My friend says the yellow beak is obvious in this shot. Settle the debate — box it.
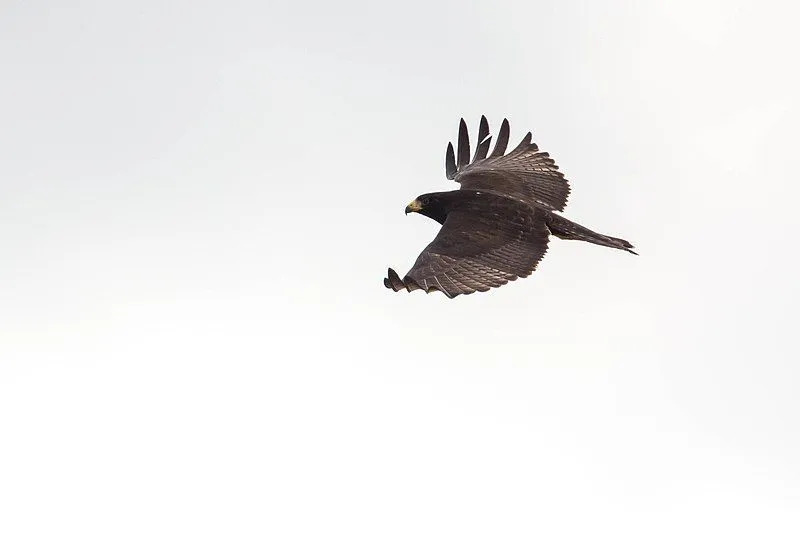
[405,199,422,215]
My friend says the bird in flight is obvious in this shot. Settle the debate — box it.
[384,116,635,298]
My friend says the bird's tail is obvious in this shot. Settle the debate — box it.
[546,213,637,255]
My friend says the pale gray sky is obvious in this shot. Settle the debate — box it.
[1,1,799,531]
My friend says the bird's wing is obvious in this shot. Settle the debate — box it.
[445,116,571,211]
[384,203,551,298]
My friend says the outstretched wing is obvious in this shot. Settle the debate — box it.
[445,116,571,211]
[384,201,551,298]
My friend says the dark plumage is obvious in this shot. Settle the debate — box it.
[385,116,635,298]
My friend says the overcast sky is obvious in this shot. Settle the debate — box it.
[1,1,799,531]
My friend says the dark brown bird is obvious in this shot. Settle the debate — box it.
[384,116,635,298]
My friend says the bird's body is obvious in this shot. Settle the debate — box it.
[385,116,635,298]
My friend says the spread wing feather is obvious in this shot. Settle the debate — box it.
[473,135,491,163]
[444,116,571,211]
[457,119,470,170]
[445,142,457,178]
[384,201,551,298]
[477,115,489,143]
[490,119,510,158]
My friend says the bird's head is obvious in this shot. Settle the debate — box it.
[405,192,452,224]
[404,195,430,215]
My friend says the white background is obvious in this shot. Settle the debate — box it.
[1,1,799,531]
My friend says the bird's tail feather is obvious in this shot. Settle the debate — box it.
[546,213,637,255]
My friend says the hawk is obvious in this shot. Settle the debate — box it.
[384,116,635,298]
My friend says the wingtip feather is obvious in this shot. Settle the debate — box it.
[478,115,489,143]
[457,118,470,169]
[445,142,456,178]
[385,268,405,291]
[490,118,510,157]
